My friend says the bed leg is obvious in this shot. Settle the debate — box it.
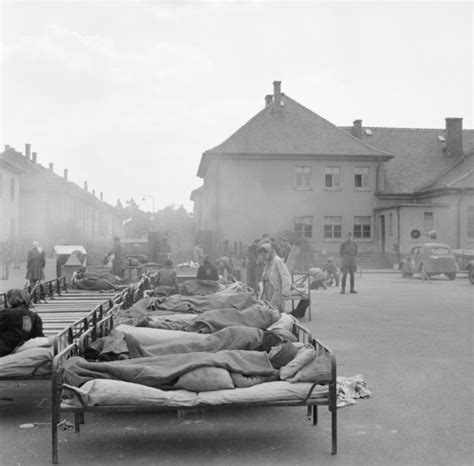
[74,411,81,432]
[51,372,60,464]
[330,404,337,454]
[312,405,318,425]
[306,406,311,419]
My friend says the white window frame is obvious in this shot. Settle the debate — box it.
[295,216,313,238]
[324,167,341,189]
[354,216,372,239]
[324,216,343,239]
[294,166,312,190]
[354,167,370,189]
[423,212,434,232]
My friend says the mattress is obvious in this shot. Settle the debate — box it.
[61,379,329,409]
[0,346,53,378]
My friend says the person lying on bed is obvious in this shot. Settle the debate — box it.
[0,288,44,357]
[72,267,126,291]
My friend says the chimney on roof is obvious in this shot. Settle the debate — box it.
[84,181,88,191]
[352,120,363,139]
[92,189,96,197]
[265,94,273,107]
[25,143,31,160]
[100,192,103,201]
[273,81,282,110]
[49,163,54,171]
[32,152,37,163]
[63,169,68,180]
[445,118,463,157]
[4,145,10,151]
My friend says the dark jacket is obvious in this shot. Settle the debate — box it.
[26,248,46,281]
[0,307,44,356]
[197,264,219,281]
[340,240,358,269]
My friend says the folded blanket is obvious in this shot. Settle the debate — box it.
[62,350,277,389]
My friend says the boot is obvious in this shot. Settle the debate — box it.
[340,288,345,294]
[350,289,357,294]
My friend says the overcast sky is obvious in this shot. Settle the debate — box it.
[1,0,472,212]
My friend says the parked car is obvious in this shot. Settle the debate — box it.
[468,261,474,285]
[452,249,474,285]
[399,243,458,280]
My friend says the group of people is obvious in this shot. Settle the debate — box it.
[308,233,358,294]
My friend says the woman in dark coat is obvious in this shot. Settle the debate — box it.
[0,289,44,356]
[26,241,46,287]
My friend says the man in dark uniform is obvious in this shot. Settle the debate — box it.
[339,232,358,294]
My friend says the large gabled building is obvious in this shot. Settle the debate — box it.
[192,81,474,264]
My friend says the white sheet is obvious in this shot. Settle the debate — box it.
[0,347,53,378]
[61,379,329,409]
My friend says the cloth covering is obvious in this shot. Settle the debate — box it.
[177,279,221,296]
[183,303,280,333]
[62,350,278,389]
[143,327,264,356]
[0,346,53,377]
[61,379,330,409]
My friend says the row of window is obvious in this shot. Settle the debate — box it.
[295,216,372,239]
[295,166,370,189]
[0,174,16,201]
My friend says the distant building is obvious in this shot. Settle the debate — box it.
[192,81,474,264]
[0,145,124,255]
[0,147,24,242]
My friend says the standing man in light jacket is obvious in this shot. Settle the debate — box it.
[258,243,292,312]
[339,232,358,294]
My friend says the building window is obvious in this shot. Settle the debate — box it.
[467,206,474,239]
[295,216,313,238]
[10,178,15,201]
[295,166,312,189]
[354,216,371,238]
[424,212,434,232]
[0,173,3,197]
[354,167,370,189]
[324,216,342,239]
[388,213,393,235]
[325,167,341,188]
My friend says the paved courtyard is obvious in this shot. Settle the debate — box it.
[0,272,472,465]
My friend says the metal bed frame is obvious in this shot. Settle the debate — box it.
[285,271,312,321]
[51,316,337,463]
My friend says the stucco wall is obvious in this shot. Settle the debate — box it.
[205,156,379,252]
[376,192,474,258]
[0,167,21,241]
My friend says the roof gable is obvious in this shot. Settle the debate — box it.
[206,95,391,157]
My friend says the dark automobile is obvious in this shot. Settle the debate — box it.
[399,243,458,280]
[453,249,474,285]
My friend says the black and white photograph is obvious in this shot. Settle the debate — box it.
[0,0,472,465]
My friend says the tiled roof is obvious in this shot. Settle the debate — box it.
[417,154,474,191]
[207,95,392,157]
[339,126,474,193]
